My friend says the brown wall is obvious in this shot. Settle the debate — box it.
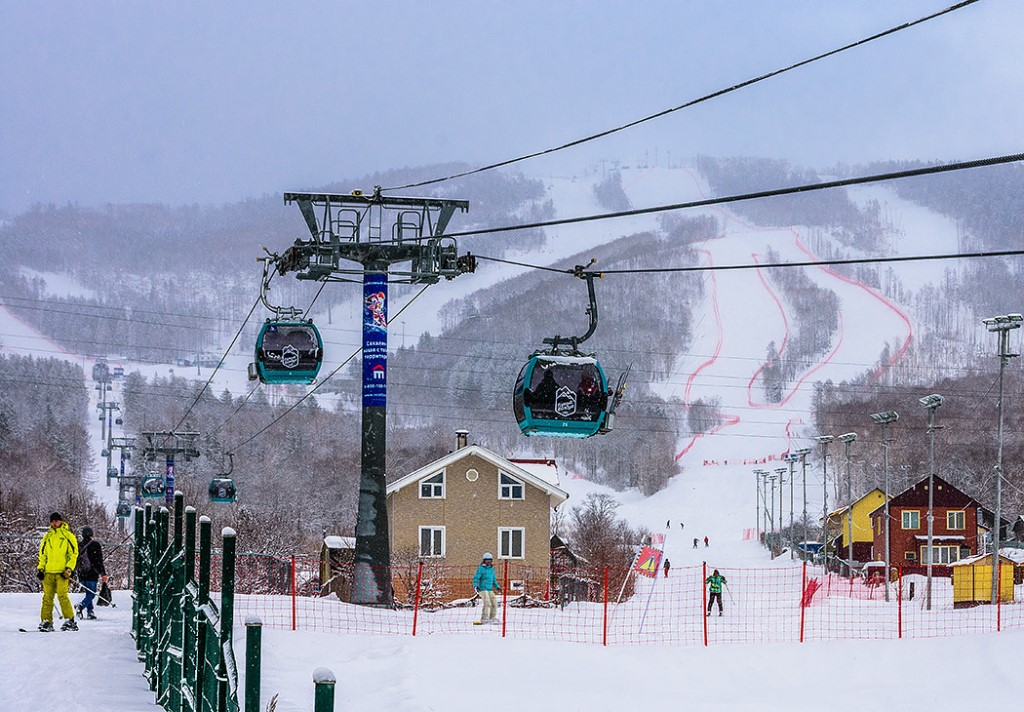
[871,505,979,564]
[388,451,554,575]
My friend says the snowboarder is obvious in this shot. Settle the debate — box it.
[472,552,502,625]
[706,568,727,616]
[36,512,79,631]
[74,526,107,620]
[704,536,709,548]
[663,558,671,577]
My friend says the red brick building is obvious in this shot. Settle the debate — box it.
[868,475,986,574]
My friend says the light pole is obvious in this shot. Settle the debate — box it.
[775,467,787,553]
[793,448,811,557]
[870,411,899,602]
[784,453,800,559]
[816,435,834,571]
[919,393,944,611]
[838,433,857,578]
[754,469,769,548]
[768,474,778,552]
[981,313,1022,605]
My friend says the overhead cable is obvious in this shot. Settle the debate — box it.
[382,0,980,192]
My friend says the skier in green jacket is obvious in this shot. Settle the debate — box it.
[705,569,727,617]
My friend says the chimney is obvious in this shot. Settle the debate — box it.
[455,429,469,450]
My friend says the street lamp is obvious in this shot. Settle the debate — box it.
[816,435,835,571]
[775,467,788,554]
[919,393,944,611]
[754,469,769,548]
[870,410,899,602]
[784,453,800,559]
[981,313,1022,604]
[792,448,812,557]
[768,473,779,552]
[837,433,857,578]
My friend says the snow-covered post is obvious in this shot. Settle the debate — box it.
[173,490,185,551]
[184,506,196,585]
[244,615,262,712]
[313,668,336,712]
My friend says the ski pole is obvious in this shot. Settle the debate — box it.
[723,581,735,604]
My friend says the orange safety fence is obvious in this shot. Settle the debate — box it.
[207,556,1024,647]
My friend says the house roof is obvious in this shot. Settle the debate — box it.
[949,553,1016,567]
[826,488,887,519]
[867,476,979,518]
[386,444,570,508]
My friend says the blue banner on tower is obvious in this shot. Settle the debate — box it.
[165,454,175,506]
[362,273,388,408]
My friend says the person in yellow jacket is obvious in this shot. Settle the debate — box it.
[36,512,79,632]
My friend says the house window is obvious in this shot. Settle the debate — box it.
[920,544,960,564]
[901,511,920,530]
[419,526,445,557]
[905,551,916,561]
[499,472,524,500]
[419,472,444,499]
[947,510,965,530]
[499,527,525,558]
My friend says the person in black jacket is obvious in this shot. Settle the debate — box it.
[75,526,107,620]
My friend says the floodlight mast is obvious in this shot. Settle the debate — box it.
[870,411,899,602]
[919,394,943,611]
[981,313,1022,605]
[837,433,857,578]
[790,448,812,556]
[275,189,475,607]
[816,435,834,571]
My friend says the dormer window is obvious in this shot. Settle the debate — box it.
[500,472,524,500]
[420,471,444,498]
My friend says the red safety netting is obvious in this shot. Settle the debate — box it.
[217,555,1024,647]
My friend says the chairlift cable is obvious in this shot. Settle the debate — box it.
[381,1,980,192]
[438,152,1024,240]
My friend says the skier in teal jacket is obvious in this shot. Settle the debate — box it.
[472,553,502,624]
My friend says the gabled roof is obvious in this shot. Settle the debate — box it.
[867,476,978,518]
[827,488,887,519]
[386,444,569,508]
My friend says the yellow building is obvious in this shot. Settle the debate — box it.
[825,488,888,564]
[950,553,1014,608]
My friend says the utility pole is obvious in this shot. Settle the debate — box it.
[919,394,943,611]
[775,467,787,553]
[273,189,474,606]
[981,314,1021,605]
[870,411,899,602]
[816,436,834,571]
[97,402,120,486]
[784,453,799,559]
[838,433,857,578]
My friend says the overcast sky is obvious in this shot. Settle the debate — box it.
[1,1,1021,215]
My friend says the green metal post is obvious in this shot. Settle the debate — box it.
[244,618,262,712]
[218,528,237,712]
[132,508,144,639]
[185,507,197,585]
[196,516,211,712]
[174,491,185,552]
[313,668,336,712]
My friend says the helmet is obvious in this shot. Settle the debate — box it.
[483,552,493,560]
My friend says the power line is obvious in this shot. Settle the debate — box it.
[382,1,981,192]
[440,152,1024,239]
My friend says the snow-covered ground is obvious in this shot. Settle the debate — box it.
[2,164,1016,711]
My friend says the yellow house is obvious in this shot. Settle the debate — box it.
[949,553,1015,608]
[825,488,888,564]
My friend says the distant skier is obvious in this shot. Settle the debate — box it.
[693,537,699,549]
[706,569,727,617]
[472,552,502,625]
[666,519,671,528]
[680,522,684,530]
[36,512,79,632]
[663,558,671,578]
[75,526,107,620]
[704,536,709,548]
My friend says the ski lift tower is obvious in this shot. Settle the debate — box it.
[139,431,201,507]
[274,187,474,606]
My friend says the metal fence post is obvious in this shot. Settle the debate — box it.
[245,617,262,712]
[219,527,237,711]
[412,562,423,637]
[313,668,336,712]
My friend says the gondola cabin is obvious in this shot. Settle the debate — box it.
[209,478,237,504]
[513,355,610,438]
[139,476,166,499]
[115,502,132,518]
[253,320,323,385]
[92,361,109,382]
